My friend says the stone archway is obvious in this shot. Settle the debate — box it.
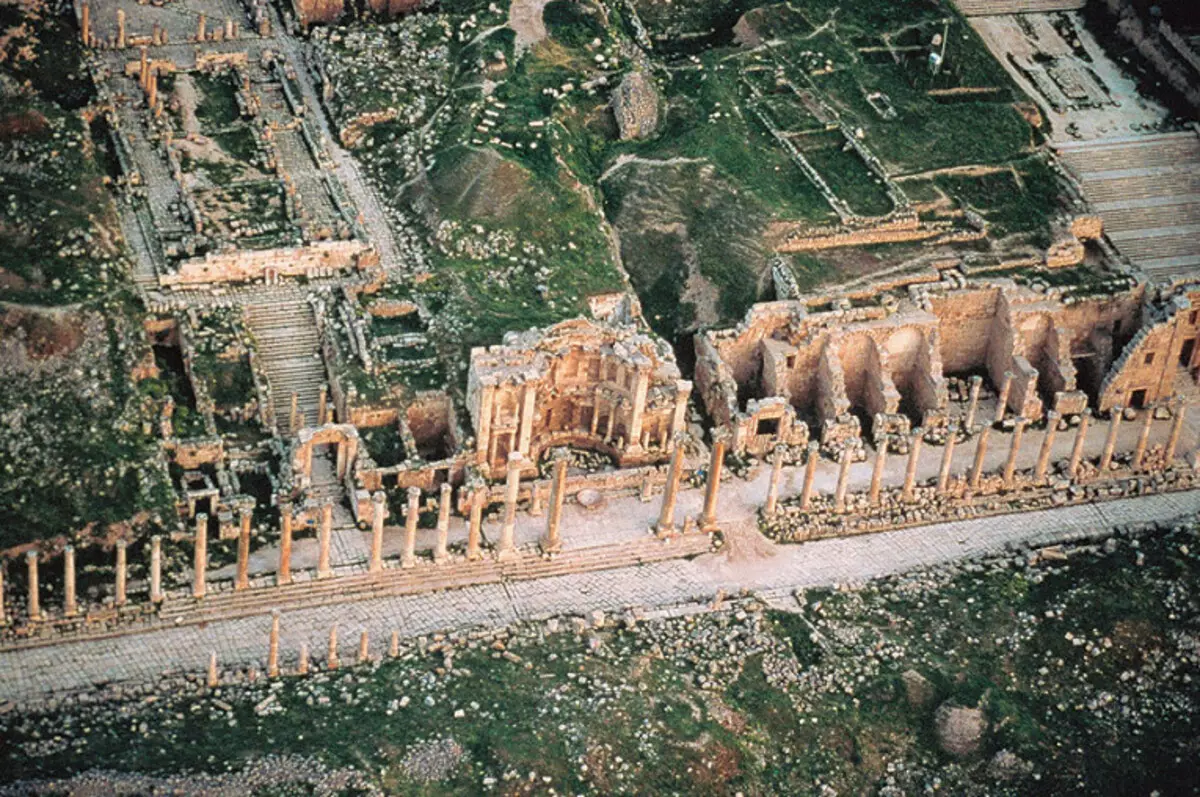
[291,423,360,487]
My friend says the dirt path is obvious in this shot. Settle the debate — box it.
[509,0,550,55]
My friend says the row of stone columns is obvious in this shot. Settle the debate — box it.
[758,401,1190,518]
[9,535,166,625]
[207,619,413,687]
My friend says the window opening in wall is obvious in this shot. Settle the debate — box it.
[1130,389,1147,409]
[1144,352,1156,366]
[756,417,780,436]
[1180,338,1195,367]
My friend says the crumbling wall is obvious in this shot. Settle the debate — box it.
[162,241,376,287]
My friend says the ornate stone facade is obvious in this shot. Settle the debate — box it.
[467,308,691,478]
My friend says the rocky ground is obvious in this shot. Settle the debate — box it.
[2,519,1197,795]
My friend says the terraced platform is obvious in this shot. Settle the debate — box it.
[1057,132,1200,284]
[955,0,1085,16]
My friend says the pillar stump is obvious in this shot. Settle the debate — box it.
[496,453,522,561]
[869,440,888,506]
[1099,406,1123,472]
[150,535,163,604]
[542,456,568,553]
[192,513,208,600]
[764,446,785,517]
[833,446,853,513]
[1002,418,1028,489]
[969,426,991,491]
[656,441,685,536]
[317,502,334,579]
[235,509,252,591]
[937,424,959,494]
[800,441,821,510]
[964,375,983,429]
[1034,411,1060,483]
[434,483,452,563]
[369,491,386,573]
[402,487,421,568]
[467,487,485,561]
[698,435,726,531]
[993,371,1014,423]
[64,546,78,617]
[277,502,294,586]
[114,539,128,607]
[1068,410,1092,479]
[902,429,924,503]
[1165,400,1188,465]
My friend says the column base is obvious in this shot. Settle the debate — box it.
[540,538,562,554]
[433,550,450,564]
[368,560,383,574]
[654,522,676,539]
[317,569,334,580]
[698,517,720,533]
[466,550,484,562]
[495,547,519,562]
[276,574,292,588]
[400,555,416,569]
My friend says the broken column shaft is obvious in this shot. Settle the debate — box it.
[1099,406,1123,472]
[402,486,420,568]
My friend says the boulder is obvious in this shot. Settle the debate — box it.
[612,71,659,141]
[934,701,986,757]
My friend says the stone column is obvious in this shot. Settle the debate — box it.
[1034,411,1060,483]
[833,446,853,513]
[869,440,888,506]
[81,2,90,46]
[800,442,821,510]
[206,651,219,689]
[389,631,400,658]
[192,513,208,600]
[698,435,726,532]
[369,491,386,572]
[656,441,686,536]
[0,565,5,626]
[969,426,991,491]
[993,371,1014,423]
[318,384,328,425]
[435,483,452,563]
[543,456,568,552]
[114,539,128,607]
[496,453,522,560]
[116,8,126,48]
[327,624,339,670]
[139,46,148,89]
[1165,401,1188,465]
[528,482,544,517]
[150,535,163,603]
[764,446,785,517]
[964,375,983,429]
[902,429,924,503]
[1098,406,1123,472]
[63,546,77,617]
[26,551,40,622]
[235,510,252,591]
[467,487,485,561]
[937,424,959,494]
[358,630,370,664]
[402,487,421,568]
[317,502,334,579]
[298,642,310,676]
[1002,418,1028,489]
[1133,408,1154,470]
[196,13,206,43]
[1068,410,1091,479]
[268,611,280,678]
[277,502,293,586]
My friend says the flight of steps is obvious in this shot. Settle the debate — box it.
[954,0,1085,16]
[1056,132,1200,283]
[150,531,715,627]
[244,298,327,433]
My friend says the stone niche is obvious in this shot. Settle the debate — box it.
[697,269,1200,455]
[467,307,692,479]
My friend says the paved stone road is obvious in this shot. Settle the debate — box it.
[3,490,1198,706]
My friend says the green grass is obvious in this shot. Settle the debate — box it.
[4,524,1199,793]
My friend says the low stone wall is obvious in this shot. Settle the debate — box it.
[162,241,377,287]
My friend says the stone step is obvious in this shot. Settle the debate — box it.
[154,533,713,626]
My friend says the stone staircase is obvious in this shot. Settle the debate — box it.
[151,532,715,627]
[244,298,326,433]
[1056,132,1200,284]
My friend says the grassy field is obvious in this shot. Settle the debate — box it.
[4,521,1197,794]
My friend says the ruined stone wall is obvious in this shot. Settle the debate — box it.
[162,241,376,287]
[927,287,1001,374]
[294,0,345,26]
